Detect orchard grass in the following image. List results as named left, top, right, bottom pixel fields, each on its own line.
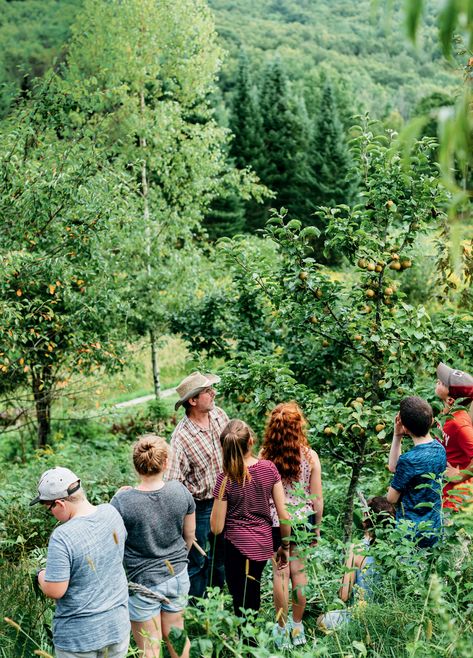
left=1, top=418, right=471, bottom=657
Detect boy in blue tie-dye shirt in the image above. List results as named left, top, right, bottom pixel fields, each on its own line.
left=387, top=396, right=446, bottom=548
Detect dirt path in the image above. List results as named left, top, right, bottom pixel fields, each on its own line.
left=114, top=387, right=175, bottom=408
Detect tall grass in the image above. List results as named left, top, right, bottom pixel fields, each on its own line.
left=1, top=408, right=472, bottom=657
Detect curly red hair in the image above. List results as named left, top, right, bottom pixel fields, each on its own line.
left=260, top=401, right=310, bottom=483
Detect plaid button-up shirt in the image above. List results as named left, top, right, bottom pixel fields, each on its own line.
left=167, top=406, right=229, bottom=500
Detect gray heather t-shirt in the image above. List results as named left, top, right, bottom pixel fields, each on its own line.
left=111, top=480, right=195, bottom=586
left=44, top=504, right=130, bottom=653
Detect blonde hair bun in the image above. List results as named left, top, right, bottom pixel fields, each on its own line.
left=133, top=434, right=169, bottom=476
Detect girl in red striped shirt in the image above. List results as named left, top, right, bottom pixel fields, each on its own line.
left=210, top=419, right=290, bottom=617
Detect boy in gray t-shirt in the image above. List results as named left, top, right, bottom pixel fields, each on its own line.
left=31, top=467, right=130, bottom=658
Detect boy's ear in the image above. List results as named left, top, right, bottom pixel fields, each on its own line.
left=397, top=419, right=407, bottom=434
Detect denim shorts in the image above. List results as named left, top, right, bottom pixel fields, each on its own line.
left=128, top=569, right=190, bottom=621
left=55, top=635, right=129, bottom=658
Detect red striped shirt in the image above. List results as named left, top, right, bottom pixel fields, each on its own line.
left=213, top=460, right=281, bottom=561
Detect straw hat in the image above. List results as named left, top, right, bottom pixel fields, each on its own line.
left=175, top=371, right=220, bottom=410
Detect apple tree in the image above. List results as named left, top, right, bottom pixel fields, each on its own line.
left=216, top=118, right=473, bottom=537
left=0, top=76, right=131, bottom=447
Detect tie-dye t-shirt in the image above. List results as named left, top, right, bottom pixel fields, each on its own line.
left=391, top=441, right=446, bottom=547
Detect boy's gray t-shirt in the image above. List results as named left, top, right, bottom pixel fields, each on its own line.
left=44, top=503, right=130, bottom=653
left=111, top=480, right=195, bottom=586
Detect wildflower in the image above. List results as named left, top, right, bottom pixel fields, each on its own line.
left=4, top=617, right=21, bottom=631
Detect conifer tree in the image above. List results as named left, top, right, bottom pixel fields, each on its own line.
left=253, top=59, right=310, bottom=230
left=227, top=52, right=268, bottom=232
left=204, top=188, right=246, bottom=240
left=229, top=51, right=265, bottom=173
left=309, top=80, right=355, bottom=209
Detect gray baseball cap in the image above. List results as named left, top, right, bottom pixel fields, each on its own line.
left=30, top=467, right=81, bottom=506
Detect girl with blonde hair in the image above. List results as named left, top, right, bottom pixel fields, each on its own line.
left=111, top=434, right=195, bottom=658
left=260, top=401, right=323, bottom=648
left=210, top=419, right=290, bottom=618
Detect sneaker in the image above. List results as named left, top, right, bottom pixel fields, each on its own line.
left=272, top=623, right=291, bottom=650
left=291, top=621, right=307, bottom=646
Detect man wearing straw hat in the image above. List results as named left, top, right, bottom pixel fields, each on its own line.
left=167, top=371, right=228, bottom=599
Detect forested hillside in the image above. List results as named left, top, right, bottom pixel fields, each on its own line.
left=0, top=0, right=459, bottom=120
left=0, top=0, right=82, bottom=116
left=209, top=0, right=459, bottom=117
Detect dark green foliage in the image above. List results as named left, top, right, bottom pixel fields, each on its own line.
left=169, top=291, right=232, bottom=359
left=252, top=59, right=311, bottom=230
left=229, top=52, right=265, bottom=173
left=0, top=0, right=82, bottom=117
left=204, top=189, right=246, bottom=240
left=227, top=51, right=268, bottom=232
left=413, top=91, right=455, bottom=140
left=309, top=80, right=356, bottom=210
left=163, top=627, right=188, bottom=658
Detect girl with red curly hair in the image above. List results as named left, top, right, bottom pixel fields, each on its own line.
left=260, top=401, right=323, bottom=648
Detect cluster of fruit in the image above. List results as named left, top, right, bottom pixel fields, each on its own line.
left=363, top=281, right=398, bottom=304
left=357, top=253, right=412, bottom=272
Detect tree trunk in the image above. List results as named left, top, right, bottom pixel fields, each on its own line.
left=150, top=329, right=160, bottom=399
left=32, top=369, right=52, bottom=448
left=139, top=90, right=160, bottom=400
left=342, top=457, right=365, bottom=542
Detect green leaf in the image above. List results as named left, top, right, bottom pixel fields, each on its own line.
left=439, top=0, right=459, bottom=57
left=353, top=640, right=367, bottom=656
left=405, top=0, right=424, bottom=42
left=190, top=638, right=213, bottom=658
left=167, top=627, right=187, bottom=657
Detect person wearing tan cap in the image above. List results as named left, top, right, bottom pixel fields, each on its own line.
left=167, top=372, right=229, bottom=598
left=435, top=362, right=473, bottom=510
